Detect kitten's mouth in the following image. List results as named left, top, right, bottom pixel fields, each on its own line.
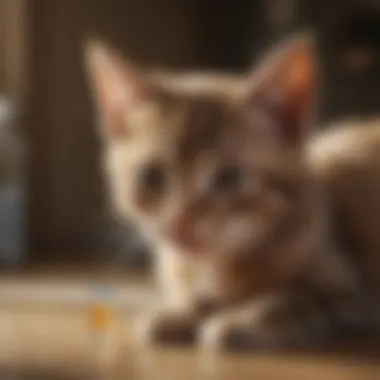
left=167, top=218, right=257, bottom=254
left=170, top=231, right=205, bottom=252
left=167, top=222, right=209, bottom=253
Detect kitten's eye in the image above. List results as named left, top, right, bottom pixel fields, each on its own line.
left=139, top=164, right=166, bottom=194
left=212, top=165, right=247, bottom=193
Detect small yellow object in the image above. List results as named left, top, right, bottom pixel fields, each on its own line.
left=91, top=304, right=114, bottom=330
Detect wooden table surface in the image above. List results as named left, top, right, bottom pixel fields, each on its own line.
left=0, top=267, right=379, bottom=380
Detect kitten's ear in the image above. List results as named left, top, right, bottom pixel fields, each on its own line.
left=84, top=40, right=150, bottom=138
left=246, top=33, right=317, bottom=143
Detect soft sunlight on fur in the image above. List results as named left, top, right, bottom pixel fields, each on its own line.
left=85, top=34, right=380, bottom=352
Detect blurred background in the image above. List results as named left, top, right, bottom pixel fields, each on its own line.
left=0, top=0, right=379, bottom=378
left=1, top=0, right=379, bottom=269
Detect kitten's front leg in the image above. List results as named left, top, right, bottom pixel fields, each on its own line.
left=135, top=298, right=219, bottom=346
left=199, top=292, right=329, bottom=352
left=135, top=306, right=199, bottom=346
left=135, top=244, right=202, bottom=346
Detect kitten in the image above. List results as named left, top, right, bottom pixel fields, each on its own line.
left=85, top=34, right=373, bottom=351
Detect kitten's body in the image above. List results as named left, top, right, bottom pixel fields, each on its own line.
left=310, top=119, right=380, bottom=292
left=86, top=36, right=379, bottom=350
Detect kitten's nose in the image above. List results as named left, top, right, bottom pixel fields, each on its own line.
left=166, top=212, right=204, bottom=251
left=167, top=217, right=195, bottom=250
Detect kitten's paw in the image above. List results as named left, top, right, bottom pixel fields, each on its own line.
left=199, top=315, right=266, bottom=352
left=199, top=296, right=330, bottom=352
left=134, top=308, right=197, bottom=347
left=199, top=314, right=229, bottom=350
left=199, top=314, right=315, bottom=352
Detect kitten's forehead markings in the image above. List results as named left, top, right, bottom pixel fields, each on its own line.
left=152, top=71, right=244, bottom=99
left=124, top=102, right=161, bottom=133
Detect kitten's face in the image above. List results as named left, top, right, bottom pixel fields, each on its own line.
left=86, top=35, right=316, bottom=257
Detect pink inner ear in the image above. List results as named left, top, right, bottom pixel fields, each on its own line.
left=285, top=48, right=316, bottom=110
left=104, top=96, right=128, bottom=138
left=96, top=73, right=130, bottom=137
left=247, top=40, right=316, bottom=143
left=87, top=42, right=151, bottom=138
